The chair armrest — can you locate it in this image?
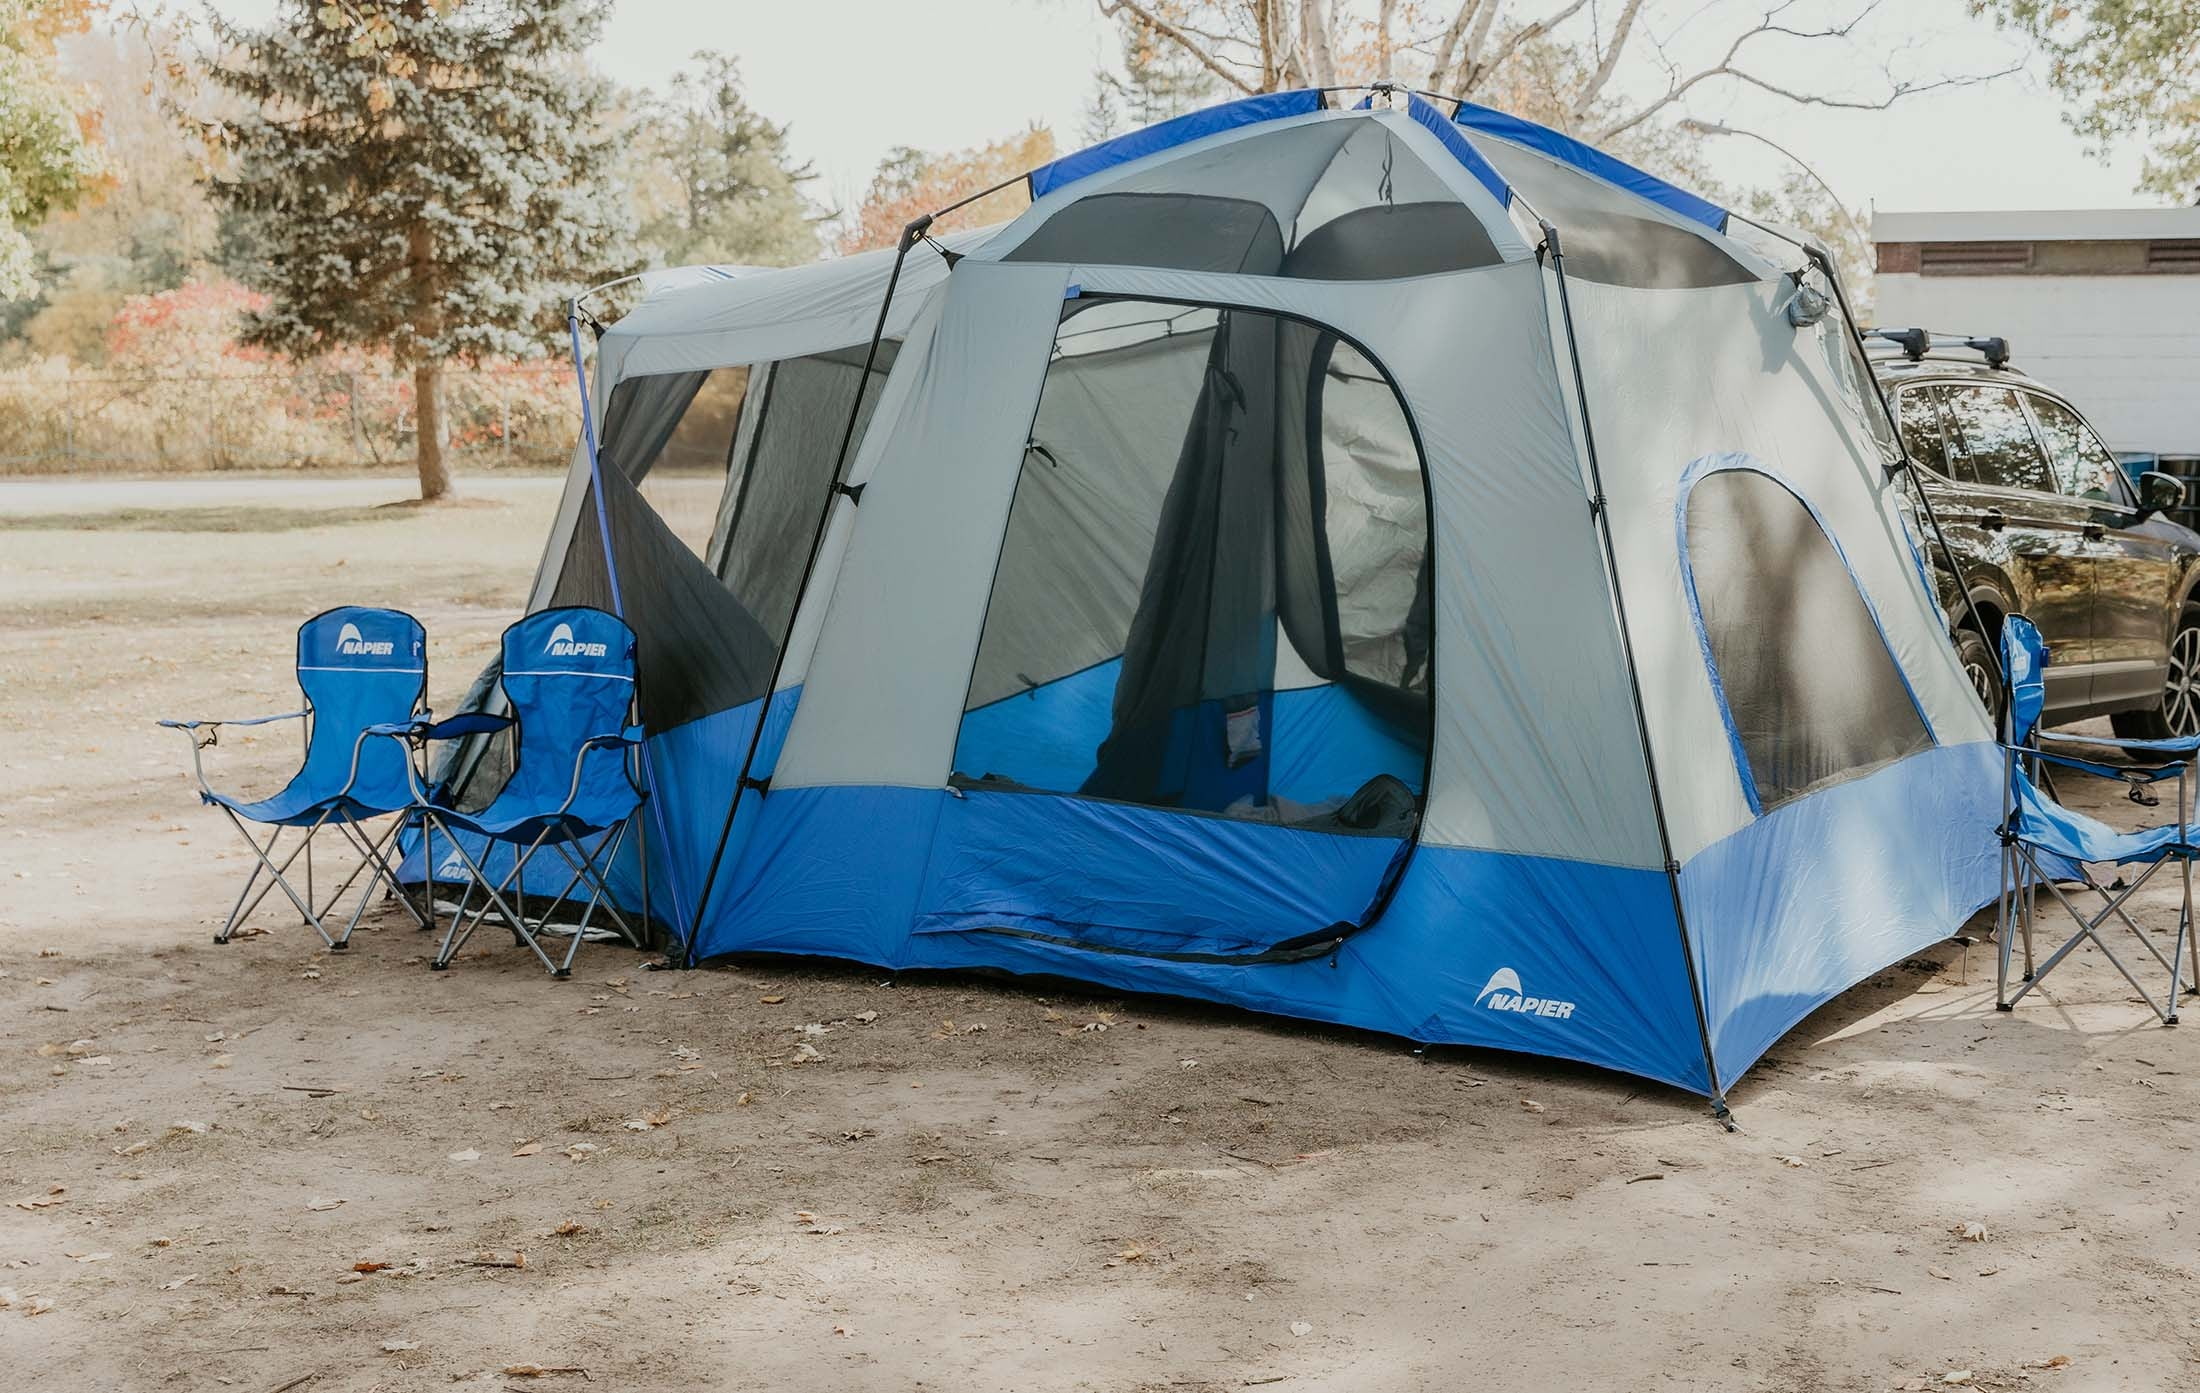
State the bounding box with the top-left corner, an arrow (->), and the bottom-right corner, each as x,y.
579,725 -> 646,752
2039,729 -> 2200,758
157,709 -> 308,732
159,709 -> 311,798
419,711 -> 513,741
2023,745 -> 2187,784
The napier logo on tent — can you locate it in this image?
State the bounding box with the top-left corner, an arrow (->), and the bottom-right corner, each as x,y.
335,622 -> 394,657
1476,967 -> 1577,1021
545,622 -> 608,659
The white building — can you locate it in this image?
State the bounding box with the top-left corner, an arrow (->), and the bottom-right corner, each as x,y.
1872,208 -> 2200,465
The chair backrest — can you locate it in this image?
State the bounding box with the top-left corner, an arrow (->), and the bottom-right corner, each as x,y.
499,606 -> 639,809
1999,614 -> 2047,747
296,606 -> 426,808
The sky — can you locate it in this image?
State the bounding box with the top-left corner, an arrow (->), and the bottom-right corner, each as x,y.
206,0 -> 2161,219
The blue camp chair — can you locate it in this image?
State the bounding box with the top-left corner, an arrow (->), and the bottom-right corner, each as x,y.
1996,615 -> 2200,1022
381,606 -> 648,977
159,605 -> 429,948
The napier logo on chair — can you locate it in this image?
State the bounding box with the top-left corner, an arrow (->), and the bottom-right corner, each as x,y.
1476,967 -> 1578,1021
544,622 -> 608,659
335,622 -> 395,657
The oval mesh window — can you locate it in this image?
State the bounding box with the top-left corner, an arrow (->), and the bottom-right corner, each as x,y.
1685,468 -> 1932,810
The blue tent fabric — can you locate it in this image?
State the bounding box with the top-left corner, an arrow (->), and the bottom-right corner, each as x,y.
690,780 -> 1711,1092
1449,99 -> 1728,232
1404,94 -> 1511,205
200,606 -> 425,826
1027,90 -> 1327,199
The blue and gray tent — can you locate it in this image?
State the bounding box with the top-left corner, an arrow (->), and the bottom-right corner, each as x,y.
400,90 -> 2000,1107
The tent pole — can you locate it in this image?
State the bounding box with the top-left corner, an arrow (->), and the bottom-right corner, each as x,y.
1802,244 -> 2006,699
566,307 -> 694,955
1539,221 -> 1731,1124
679,214 -> 937,967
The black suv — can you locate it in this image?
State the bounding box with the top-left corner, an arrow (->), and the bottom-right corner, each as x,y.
1867,330 -> 2200,737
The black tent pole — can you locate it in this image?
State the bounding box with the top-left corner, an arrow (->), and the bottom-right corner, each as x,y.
677,214 -> 935,966
1540,220 -> 1731,1124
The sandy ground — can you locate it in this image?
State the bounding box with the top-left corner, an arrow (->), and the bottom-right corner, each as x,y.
3,474 -> 2199,1392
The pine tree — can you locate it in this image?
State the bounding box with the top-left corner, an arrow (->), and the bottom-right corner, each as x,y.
203,0 -> 637,500
633,52 -> 822,270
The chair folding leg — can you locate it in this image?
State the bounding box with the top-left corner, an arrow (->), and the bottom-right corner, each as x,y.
2002,851 -> 2185,1025
418,813 -> 537,972
216,806 -> 336,944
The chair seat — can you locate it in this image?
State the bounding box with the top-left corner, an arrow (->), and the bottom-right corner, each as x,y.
205,780 -> 407,828
2013,780 -> 2198,866
432,784 -> 641,846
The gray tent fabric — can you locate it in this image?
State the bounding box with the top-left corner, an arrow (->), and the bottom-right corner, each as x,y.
552,462 -> 777,733
711,343 -> 899,646
599,370 -> 710,483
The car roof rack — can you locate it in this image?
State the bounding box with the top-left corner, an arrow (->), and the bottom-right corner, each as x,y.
1861,326 -> 2014,371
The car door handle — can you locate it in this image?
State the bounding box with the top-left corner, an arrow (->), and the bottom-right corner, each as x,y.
1978,508 -> 2005,531
2082,521 -> 2107,541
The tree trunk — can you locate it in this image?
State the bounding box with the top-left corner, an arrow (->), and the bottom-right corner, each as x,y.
414,359 -> 453,501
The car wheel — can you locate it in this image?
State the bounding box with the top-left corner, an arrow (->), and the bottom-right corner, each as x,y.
2112,604 -> 2200,741
1954,626 -> 2004,734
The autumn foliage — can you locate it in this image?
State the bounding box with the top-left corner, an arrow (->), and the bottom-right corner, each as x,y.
839,126 -> 1057,254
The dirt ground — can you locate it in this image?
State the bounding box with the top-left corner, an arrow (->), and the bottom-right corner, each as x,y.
4,474 -> 2199,1393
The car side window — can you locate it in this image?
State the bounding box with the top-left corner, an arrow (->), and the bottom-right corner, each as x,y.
2029,394 -> 2133,507
1896,386 -> 1956,478
1941,385 -> 2055,494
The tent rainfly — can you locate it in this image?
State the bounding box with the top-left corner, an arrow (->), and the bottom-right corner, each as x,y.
401,90 -> 2000,1110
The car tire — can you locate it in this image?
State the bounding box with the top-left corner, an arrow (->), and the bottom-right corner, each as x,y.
2112,604 -> 2200,741
1954,626 -> 2004,736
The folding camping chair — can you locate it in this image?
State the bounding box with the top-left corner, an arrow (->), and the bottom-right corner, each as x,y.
380,606 -> 649,977
1996,615 -> 2200,1023
159,605 -> 430,949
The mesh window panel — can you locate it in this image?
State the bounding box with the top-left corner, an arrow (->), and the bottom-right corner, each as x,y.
599,367 -> 749,557
712,341 -> 900,675
1004,119 -> 1499,281
1687,469 -> 1932,809
1475,140 -> 1754,289
957,297 -> 1430,828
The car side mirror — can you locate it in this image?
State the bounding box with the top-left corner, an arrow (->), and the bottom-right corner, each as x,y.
2136,470 -> 2186,520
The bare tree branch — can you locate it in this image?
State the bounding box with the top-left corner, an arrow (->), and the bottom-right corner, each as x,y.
1099,0 -> 1260,94
1300,0 -> 1338,86
1573,0 -> 1646,118
1426,0 -> 1490,85
1461,0 -> 1590,93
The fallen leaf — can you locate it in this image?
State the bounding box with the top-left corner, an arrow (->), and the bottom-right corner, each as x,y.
448,1149 -> 481,1164
160,1275 -> 199,1290
1289,1320 -> 1313,1337
380,1340 -> 419,1353
1955,1220 -> 1989,1242
65,1252 -> 113,1263
1775,1155 -> 1808,1168
1519,1099 -> 1545,1114
170,1121 -> 207,1135
759,994 -> 785,1005
210,1054 -> 234,1070
11,1193 -> 66,1211
854,1010 -> 878,1024
564,1143 -> 596,1161
502,1363 -> 584,1376
553,1221 -> 588,1236
1943,1373 -> 1974,1386
306,1197 -> 345,1211
831,1325 -> 853,1338
2029,1355 -> 2071,1370
352,1261 -> 390,1273
1927,1265 -> 1955,1281
793,1042 -> 822,1062
512,1141 -> 543,1157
